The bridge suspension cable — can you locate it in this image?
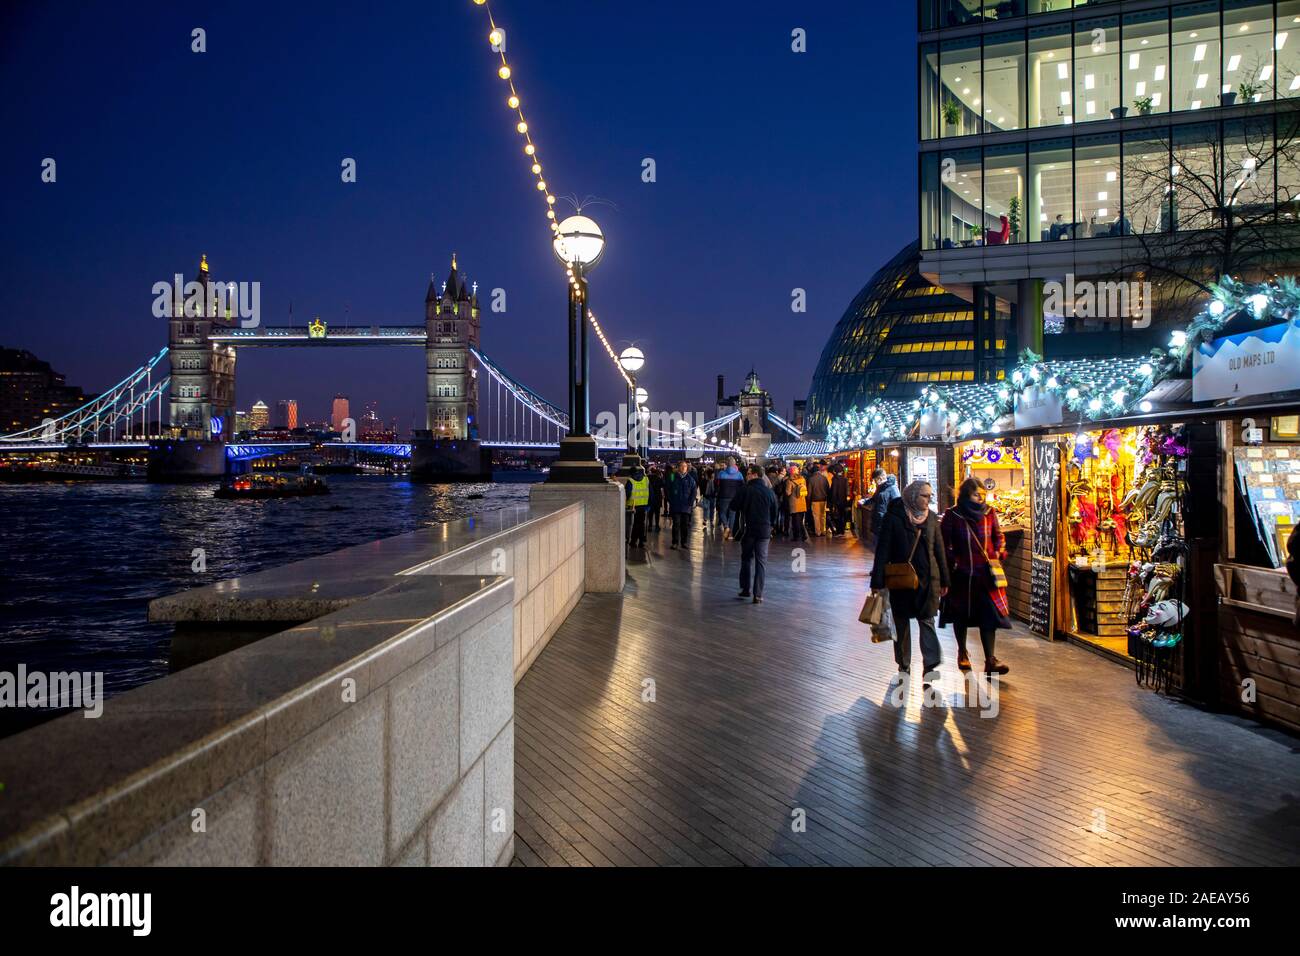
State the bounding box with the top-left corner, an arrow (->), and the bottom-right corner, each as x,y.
0,348 -> 170,445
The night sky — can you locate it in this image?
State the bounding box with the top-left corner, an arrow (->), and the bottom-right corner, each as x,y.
0,1 -> 916,429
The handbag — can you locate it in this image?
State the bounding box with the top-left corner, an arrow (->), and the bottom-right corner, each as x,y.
968,517 -> 1008,589
884,528 -> 923,590
859,590 -> 885,625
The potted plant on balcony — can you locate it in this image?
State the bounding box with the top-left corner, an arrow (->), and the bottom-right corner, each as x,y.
1007,196 -> 1021,243
1110,104 -> 1129,119
1221,89 -> 1238,106
1237,80 -> 1262,104
1134,95 -> 1153,116
942,99 -> 962,132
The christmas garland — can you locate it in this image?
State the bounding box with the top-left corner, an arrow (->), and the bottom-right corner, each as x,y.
824,275 -> 1300,452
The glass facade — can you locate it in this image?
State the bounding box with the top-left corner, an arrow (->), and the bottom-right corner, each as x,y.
921,1 -> 1300,141
804,242 -> 1009,433
923,97 -> 1300,249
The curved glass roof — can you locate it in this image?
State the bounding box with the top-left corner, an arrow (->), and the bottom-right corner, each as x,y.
805,240 -> 1004,436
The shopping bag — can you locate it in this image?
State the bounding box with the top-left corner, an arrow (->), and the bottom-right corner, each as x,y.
870,590 -> 894,643
859,590 -> 885,625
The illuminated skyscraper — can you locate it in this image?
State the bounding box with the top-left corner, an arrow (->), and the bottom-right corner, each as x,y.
331,395 -> 350,432
249,400 -> 269,430
278,399 -> 298,430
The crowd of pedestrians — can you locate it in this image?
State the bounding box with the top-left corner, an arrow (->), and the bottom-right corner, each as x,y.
622,456 -> 1014,683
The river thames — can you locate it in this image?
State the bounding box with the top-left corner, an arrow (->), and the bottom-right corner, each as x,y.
0,477 -> 533,702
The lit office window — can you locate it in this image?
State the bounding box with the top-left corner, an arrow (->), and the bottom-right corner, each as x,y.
1222,117 -> 1275,217
1029,137 -> 1074,241
1172,122 -> 1221,229
983,0 -> 1025,22
1074,133 -> 1122,237
1172,2 -> 1221,112
1075,16 -> 1121,121
984,141 -> 1028,244
941,35 -> 984,136
1278,2 -> 1300,97
1029,23 -> 1074,127
1278,111 -> 1300,216
983,30 -> 1026,131
948,147 -> 985,246
1028,0 -> 1072,11
1223,1 -> 1275,102
1122,130 -> 1172,234
921,42 -> 942,140
1122,9 -> 1170,116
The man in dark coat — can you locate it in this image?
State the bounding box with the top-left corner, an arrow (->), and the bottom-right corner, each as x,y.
647,466 -> 665,531
870,483 -> 949,681
869,469 -> 900,539
732,464 -> 780,603
829,465 -> 851,537
666,460 -> 698,550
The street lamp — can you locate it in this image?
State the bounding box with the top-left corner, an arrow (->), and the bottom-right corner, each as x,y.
547,214 -> 607,483
619,346 -> 646,469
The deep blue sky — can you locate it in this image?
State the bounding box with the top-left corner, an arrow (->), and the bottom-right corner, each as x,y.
0,0 -> 916,429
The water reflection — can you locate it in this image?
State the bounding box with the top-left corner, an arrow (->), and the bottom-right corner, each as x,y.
0,476 -> 530,696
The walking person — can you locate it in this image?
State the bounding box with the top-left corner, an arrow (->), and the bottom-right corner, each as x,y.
870,480 -> 949,685
700,466 -> 717,528
830,464 -> 851,537
940,478 -> 1012,675
774,467 -> 790,538
785,464 -> 809,542
667,459 -> 698,550
868,468 -> 900,543
715,456 -> 744,537
807,462 -> 830,537
647,466 -> 664,532
623,462 -> 649,550
733,464 -> 779,603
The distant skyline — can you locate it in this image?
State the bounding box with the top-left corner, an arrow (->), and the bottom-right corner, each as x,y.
0,1 -> 916,429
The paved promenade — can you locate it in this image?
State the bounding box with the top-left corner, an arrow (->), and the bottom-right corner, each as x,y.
512,519 -> 1300,866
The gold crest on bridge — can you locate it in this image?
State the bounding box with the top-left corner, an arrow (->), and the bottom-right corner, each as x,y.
307,317 -> 327,339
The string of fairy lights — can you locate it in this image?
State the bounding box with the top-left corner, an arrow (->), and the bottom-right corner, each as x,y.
471,0 -> 633,390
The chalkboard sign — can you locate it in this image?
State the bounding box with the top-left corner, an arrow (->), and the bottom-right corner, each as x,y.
1032,439 -> 1061,558
1029,555 -> 1055,638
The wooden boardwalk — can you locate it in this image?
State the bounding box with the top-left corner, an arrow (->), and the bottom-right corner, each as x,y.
512,519 -> 1300,866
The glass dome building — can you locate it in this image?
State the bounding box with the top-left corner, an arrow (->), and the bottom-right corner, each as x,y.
804,240 -> 1010,437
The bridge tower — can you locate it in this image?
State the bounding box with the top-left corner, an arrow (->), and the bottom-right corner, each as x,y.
412,254 -> 491,481
166,254 -> 237,442
149,254 -> 236,480
424,254 -> 479,439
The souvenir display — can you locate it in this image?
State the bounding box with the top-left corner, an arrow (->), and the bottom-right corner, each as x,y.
957,439 -> 1028,530
1118,426 -> 1190,691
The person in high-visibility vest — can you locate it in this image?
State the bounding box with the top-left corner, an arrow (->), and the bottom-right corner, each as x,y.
624,464 -> 650,549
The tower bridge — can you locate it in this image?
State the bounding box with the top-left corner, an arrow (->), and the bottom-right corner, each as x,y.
1,256 -> 757,478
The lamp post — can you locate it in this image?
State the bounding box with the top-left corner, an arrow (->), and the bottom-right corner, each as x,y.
547,214 -> 608,483
618,346 -> 645,475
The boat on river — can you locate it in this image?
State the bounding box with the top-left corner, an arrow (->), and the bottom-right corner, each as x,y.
215,473 -> 329,500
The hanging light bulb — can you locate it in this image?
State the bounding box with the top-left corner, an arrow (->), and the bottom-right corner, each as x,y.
531,162 -> 541,174
524,144 -> 535,155
1209,299 -> 1225,316
507,94 -> 520,109
489,29 -> 503,46
516,121 -> 528,133
498,65 -> 511,79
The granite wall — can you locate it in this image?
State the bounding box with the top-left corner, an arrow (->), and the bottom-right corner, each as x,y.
0,501 -> 587,867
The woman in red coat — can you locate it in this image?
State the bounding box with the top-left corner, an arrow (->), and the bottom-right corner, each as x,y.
939,478 -> 1011,675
